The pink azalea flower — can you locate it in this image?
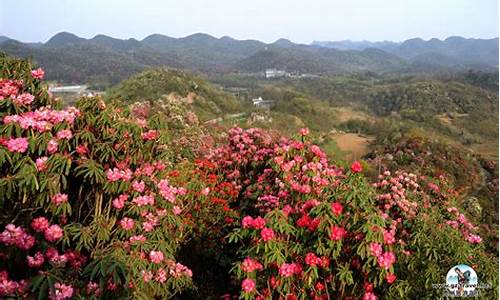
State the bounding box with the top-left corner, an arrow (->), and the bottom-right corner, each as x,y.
132,195 -> 155,207
44,225 -> 64,242
27,252 -> 45,268
31,217 -> 50,232
132,180 -> 145,193
172,206 -> 182,215
383,230 -> 396,245
47,139 -> 58,154
129,235 -> 146,243
351,161 -> 363,173
362,292 -> 378,300
56,129 -> 72,140
305,252 -> 321,266
141,270 -> 153,282
252,217 -> 266,229
13,93 -> 34,106
149,250 -> 164,264
112,194 -> 128,209
141,130 -> 159,141
6,137 -> 29,153
241,257 -> 263,273
386,273 -> 397,284
260,228 -> 275,242
330,226 -> 347,241
51,193 -> 68,206
119,218 -> 135,231
377,252 -> 396,270
299,127 -> 310,136
49,282 -> 73,300
155,268 -> 167,283
241,278 -> 256,293
35,157 -> 48,171
369,242 -> 383,257
331,202 -> 343,215
242,216 -> 254,228
31,68 -> 45,80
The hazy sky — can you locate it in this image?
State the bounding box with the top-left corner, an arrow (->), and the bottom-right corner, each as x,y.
1,0 -> 498,43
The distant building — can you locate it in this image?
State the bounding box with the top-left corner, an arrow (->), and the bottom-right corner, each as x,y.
49,85 -> 88,94
252,97 -> 275,109
265,69 -> 287,79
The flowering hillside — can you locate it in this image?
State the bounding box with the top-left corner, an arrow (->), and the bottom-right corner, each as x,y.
0,53 -> 498,299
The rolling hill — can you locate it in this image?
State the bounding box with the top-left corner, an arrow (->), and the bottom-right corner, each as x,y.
0,32 -> 497,86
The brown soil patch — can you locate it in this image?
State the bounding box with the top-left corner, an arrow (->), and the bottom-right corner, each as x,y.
331,133 -> 374,160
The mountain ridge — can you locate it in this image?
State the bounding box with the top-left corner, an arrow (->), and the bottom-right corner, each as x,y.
0,32 -> 497,85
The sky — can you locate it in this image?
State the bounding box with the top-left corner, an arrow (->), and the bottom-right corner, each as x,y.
0,0 -> 498,44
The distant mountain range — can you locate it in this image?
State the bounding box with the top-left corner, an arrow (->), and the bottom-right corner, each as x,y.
0,32 -> 497,85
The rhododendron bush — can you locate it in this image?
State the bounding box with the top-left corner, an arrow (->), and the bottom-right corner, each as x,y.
199,128 -> 497,299
0,54 -> 196,299
0,54 -> 497,299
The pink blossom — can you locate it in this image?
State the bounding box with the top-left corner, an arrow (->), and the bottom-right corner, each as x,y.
466,234 -> 482,244
141,130 -> 159,141
252,217 -> 266,229
112,194 -> 128,209
13,93 -> 34,106
106,167 -> 133,182
31,217 -> 50,232
27,252 -> 45,268
201,187 -> 210,196
47,139 -> 58,154
351,161 -> 363,173
132,180 -> 145,193
260,228 -> 275,242
299,127 -> 310,136
149,250 -> 164,264
383,230 -> 395,245
49,282 -> 73,300
362,292 -> 378,300
331,202 -> 343,216
241,257 -> 263,273
129,235 -> 146,243
44,225 -> 64,242
377,252 -> 396,269
369,242 -> 383,257
35,157 -> 48,171
141,270 -> 153,282
155,268 -> 167,283
169,262 -> 193,278
51,193 -> 68,206
242,216 -> 254,228
305,252 -> 321,266
6,137 -> 29,153
119,218 -> 135,231
241,278 -> 256,293
330,226 -> 347,241
386,273 -> 397,284
157,179 -> 177,202
132,195 -> 155,207
0,224 -> 35,250
31,68 -> 45,80
279,263 -> 301,277
56,129 -> 72,140
172,206 -> 182,215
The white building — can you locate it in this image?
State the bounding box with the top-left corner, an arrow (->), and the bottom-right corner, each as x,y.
252,97 -> 275,109
265,69 -> 287,79
49,85 -> 88,93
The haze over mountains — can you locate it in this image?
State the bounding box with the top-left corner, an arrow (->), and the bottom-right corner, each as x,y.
0,32 -> 497,85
